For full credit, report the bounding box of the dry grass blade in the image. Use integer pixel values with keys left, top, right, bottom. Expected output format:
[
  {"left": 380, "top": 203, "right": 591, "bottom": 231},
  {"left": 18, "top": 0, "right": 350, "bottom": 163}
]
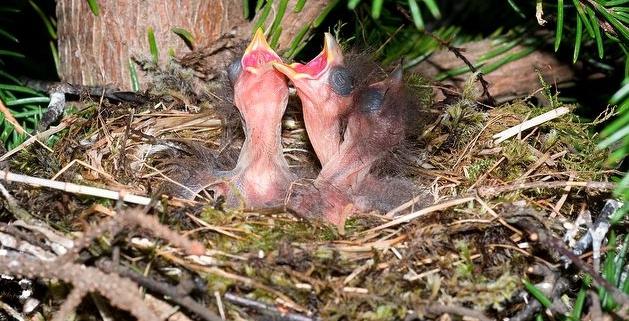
[
  {"left": 0, "top": 119, "right": 71, "bottom": 161},
  {"left": 0, "top": 98, "right": 26, "bottom": 135},
  {"left": 364, "top": 196, "right": 475, "bottom": 233},
  {"left": 0, "top": 169, "right": 152, "bottom": 205},
  {"left": 493, "top": 107, "right": 570, "bottom": 143}
]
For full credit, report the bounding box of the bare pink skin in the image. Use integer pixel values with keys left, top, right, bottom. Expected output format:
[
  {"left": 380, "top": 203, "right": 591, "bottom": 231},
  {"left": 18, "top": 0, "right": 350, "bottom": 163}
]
[
  {"left": 227, "top": 36, "right": 295, "bottom": 208},
  {"left": 291, "top": 70, "right": 352, "bottom": 165},
  {"left": 273, "top": 35, "right": 352, "bottom": 165},
  {"left": 301, "top": 71, "right": 407, "bottom": 224}
]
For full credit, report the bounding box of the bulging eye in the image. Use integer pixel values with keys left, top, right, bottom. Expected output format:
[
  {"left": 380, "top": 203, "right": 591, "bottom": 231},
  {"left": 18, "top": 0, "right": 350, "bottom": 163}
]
[
  {"left": 227, "top": 58, "right": 243, "bottom": 85},
  {"left": 358, "top": 89, "right": 384, "bottom": 113},
  {"left": 329, "top": 66, "right": 354, "bottom": 96}
]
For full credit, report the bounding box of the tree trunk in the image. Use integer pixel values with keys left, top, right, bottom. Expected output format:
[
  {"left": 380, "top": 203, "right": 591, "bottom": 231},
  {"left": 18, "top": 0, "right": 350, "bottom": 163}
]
[
  {"left": 56, "top": 0, "right": 249, "bottom": 90},
  {"left": 56, "top": 0, "right": 327, "bottom": 91},
  {"left": 412, "top": 40, "right": 575, "bottom": 102}
]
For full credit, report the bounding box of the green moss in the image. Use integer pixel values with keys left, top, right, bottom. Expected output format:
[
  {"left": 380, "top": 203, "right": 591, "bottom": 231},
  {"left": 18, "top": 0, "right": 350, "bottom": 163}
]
[
  {"left": 358, "top": 305, "right": 405, "bottom": 321},
  {"left": 466, "top": 158, "right": 495, "bottom": 182},
  {"left": 204, "top": 273, "right": 233, "bottom": 293},
  {"left": 502, "top": 140, "right": 535, "bottom": 166}
]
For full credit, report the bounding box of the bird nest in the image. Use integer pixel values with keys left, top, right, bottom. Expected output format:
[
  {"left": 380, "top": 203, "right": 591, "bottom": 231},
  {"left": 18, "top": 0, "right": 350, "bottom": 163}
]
[{"left": 0, "top": 59, "right": 623, "bottom": 321}]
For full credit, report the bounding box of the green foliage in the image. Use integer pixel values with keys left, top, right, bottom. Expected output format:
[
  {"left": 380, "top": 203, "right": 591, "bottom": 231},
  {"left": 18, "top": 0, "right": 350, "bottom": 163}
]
[
  {"left": 348, "top": 0, "right": 440, "bottom": 29},
  {"left": 0, "top": 1, "right": 55, "bottom": 149},
  {"left": 86, "top": 0, "right": 100, "bottom": 16},
  {"left": 523, "top": 279, "right": 553, "bottom": 309},
  {"left": 532, "top": 0, "right": 629, "bottom": 62},
  {"left": 599, "top": 76, "right": 629, "bottom": 222},
  {"left": 171, "top": 27, "right": 195, "bottom": 50},
  {"left": 147, "top": 27, "right": 159, "bottom": 64}
]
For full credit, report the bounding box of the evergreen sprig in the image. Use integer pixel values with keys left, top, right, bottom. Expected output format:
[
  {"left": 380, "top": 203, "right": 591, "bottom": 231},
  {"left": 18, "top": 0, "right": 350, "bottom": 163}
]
[{"left": 0, "top": 1, "right": 54, "bottom": 149}]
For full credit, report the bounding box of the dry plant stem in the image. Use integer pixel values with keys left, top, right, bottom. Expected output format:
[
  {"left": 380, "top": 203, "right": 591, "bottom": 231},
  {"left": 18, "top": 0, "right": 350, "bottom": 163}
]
[
  {"left": 423, "top": 33, "right": 496, "bottom": 106},
  {"left": 395, "top": 5, "right": 496, "bottom": 105},
  {"left": 365, "top": 197, "right": 476, "bottom": 233},
  {"left": 51, "top": 159, "right": 118, "bottom": 182},
  {"left": 551, "top": 174, "right": 574, "bottom": 218},
  {"left": 492, "top": 107, "right": 570, "bottom": 144},
  {"left": 224, "top": 292, "right": 317, "bottom": 321},
  {"left": 96, "top": 259, "right": 222, "bottom": 321},
  {"left": 468, "top": 156, "right": 505, "bottom": 190},
  {"left": 0, "top": 98, "right": 26, "bottom": 134},
  {"left": 121, "top": 209, "right": 205, "bottom": 255},
  {"left": 476, "top": 180, "right": 615, "bottom": 198},
  {"left": 425, "top": 303, "right": 494, "bottom": 321},
  {"left": 0, "top": 119, "right": 70, "bottom": 162},
  {"left": 0, "top": 169, "right": 153, "bottom": 206},
  {"left": 117, "top": 109, "right": 135, "bottom": 175},
  {"left": 60, "top": 208, "right": 204, "bottom": 264},
  {"left": 52, "top": 287, "right": 87, "bottom": 321},
  {"left": 0, "top": 182, "right": 33, "bottom": 221},
  {"left": 0, "top": 256, "right": 161, "bottom": 321},
  {"left": 160, "top": 252, "right": 307, "bottom": 314},
  {"left": 0, "top": 301, "right": 25, "bottom": 321},
  {"left": 542, "top": 232, "right": 629, "bottom": 318}
]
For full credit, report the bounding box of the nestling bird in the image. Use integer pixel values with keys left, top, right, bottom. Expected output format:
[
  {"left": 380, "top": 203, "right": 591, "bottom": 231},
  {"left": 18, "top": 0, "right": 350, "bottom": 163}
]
[
  {"left": 287, "top": 65, "right": 420, "bottom": 225},
  {"left": 272, "top": 34, "right": 355, "bottom": 165},
  {"left": 221, "top": 29, "right": 296, "bottom": 208},
  {"left": 158, "top": 29, "right": 295, "bottom": 209},
  {"left": 159, "top": 31, "right": 427, "bottom": 226}
]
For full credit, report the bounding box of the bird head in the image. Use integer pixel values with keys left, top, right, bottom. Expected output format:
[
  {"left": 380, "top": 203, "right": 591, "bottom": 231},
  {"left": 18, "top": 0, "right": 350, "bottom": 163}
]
[
  {"left": 346, "top": 65, "right": 407, "bottom": 146},
  {"left": 228, "top": 28, "right": 288, "bottom": 121},
  {"left": 271, "top": 33, "right": 354, "bottom": 113}
]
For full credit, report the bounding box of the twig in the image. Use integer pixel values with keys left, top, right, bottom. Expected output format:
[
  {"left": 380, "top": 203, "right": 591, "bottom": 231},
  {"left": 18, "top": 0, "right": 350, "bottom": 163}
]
[
  {"left": 364, "top": 196, "right": 475, "bottom": 233},
  {"left": 224, "top": 292, "right": 317, "bottom": 321},
  {"left": 0, "top": 182, "right": 33, "bottom": 222},
  {"left": 51, "top": 287, "right": 87, "bottom": 321},
  {"left": 118, "top": 109, "right": 135, "bottom": 175},
  {"left": 0, "top": 256, "right": 161, "bottom": 321},
  {"left": 492, "top": 107, "right": 570, "bottom": 144},
  {"left": 540, "top": 231, "right": 629, "bottom": 318},
  {"left": 0, "top": 119, "right": 71, "bottom": 162},
  {"left": 0, "top": 301, "right": 25, "bottom": 321},
  {"left": 425, "top": 303, "right": 494, "bottom": 321},
  {"left": 0, "top": 98, "right": 26, "bottom": 134},
  {"left": 468, "top": 157, "right": 505, "bottom": 190},
  {"left": 476, "top": 180, "right": 615, "bottom": 198},
  {"left": 96, "top": 259, "right": 222, "bottom": 321},
  {"left": 0, "top": 169, "right": 153, "bottom": 206},
  {"left": 51, "top": 159, "right": 118, "bottom": 182},
  {"left": 551, "top": 174, "right": 574, "bottom": 218},
  {"left": 394, "top": 6, "right": 496, "bottom": 105}
]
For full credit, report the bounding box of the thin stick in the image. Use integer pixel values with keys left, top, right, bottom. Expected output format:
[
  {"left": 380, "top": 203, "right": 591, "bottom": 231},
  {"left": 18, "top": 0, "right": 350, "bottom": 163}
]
[
  {"left": 468, "top": 157, "right": 505, "bottom": 190},
  {"left": 493, "top": 107, "right": 570, "bottom": 144},
  {"left": 550, "top": 174, "right": 574, "bottom": 218},
  {"left": 364, "top": 197, "right": 475, "bottom": 233},
  {"left": 0, "top": 119, "right": 69, "bottom": 161},
  {"left": 476, "top": 180, "right": 615, "bottom": 198},
  {"left": 0, "top": 98, "right": 26, "bottom": 134},
  {"left": 426, "top": 303, "right": 494, "bottom": 321},
  {"left": 0, "top": 169, "right": 152, "bottom": 205},
  {"left": 475, "top": 197, "right": 522, "bottom": 235},
  {"left": 51, "top": 159, "right": 117, "bottom": 182}
]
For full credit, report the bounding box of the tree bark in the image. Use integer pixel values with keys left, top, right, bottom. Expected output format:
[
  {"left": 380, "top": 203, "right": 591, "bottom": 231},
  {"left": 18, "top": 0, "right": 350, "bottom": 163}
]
[
  {"left": 57, "top": 0, "right": 248, "bottom": 90},
  {"left": 412, "top": 40, "right": 575, "bottom": 102},
  {"left": 56, "top": 0, "right": 327, "bottom": 91}
]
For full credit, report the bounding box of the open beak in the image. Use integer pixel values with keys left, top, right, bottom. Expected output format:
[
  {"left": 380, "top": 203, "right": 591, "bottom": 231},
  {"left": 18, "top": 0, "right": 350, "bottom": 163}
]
[
  {"left": 241, "top": 28, "right": 281, "bottom": 74},
  {"left": 272, "top": 32, "right": 343, "bottom": 80}
]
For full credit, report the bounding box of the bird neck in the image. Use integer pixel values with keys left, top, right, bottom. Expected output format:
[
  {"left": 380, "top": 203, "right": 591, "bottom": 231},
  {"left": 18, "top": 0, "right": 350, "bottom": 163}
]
[
  {"left": 300, "top": 99, "right": 343, "bottom": 165},
  {"left": 246, "top": 126, "right": 282, "bottom": 157}
]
